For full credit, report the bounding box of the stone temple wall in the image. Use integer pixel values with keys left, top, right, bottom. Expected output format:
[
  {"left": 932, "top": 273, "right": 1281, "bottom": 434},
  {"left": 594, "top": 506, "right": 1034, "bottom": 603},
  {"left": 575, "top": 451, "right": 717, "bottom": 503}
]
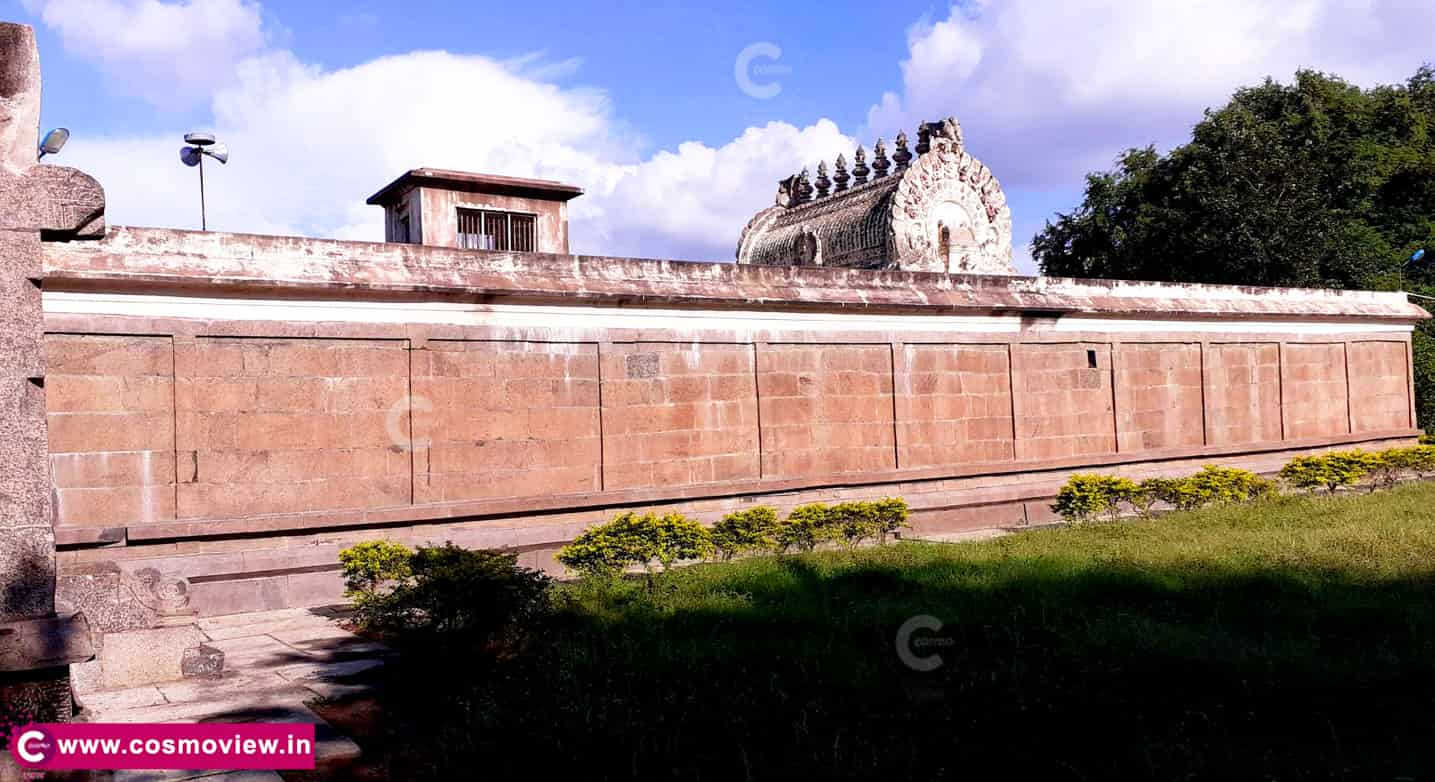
[{"left": 36, "top": 226, "right": 1428, "bottom": 617}]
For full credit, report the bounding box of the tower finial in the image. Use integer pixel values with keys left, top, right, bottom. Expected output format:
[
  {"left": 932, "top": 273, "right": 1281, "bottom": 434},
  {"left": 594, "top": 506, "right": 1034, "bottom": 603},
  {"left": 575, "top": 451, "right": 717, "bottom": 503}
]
[
  {"left": 915, "top": 123, "right": 932, "bottom": 156},
  {"left": 872, "top": 138, "right": 890, "bottom": 178},
  {"left": 893, "top": 131, "right": 912, "bottom": 171},
  {"left": 815, "top": 160, "right": 830, "bottom": 199},
  {"left": 852, "top": 145, "right": 869, "bottom": 186},
  {"left": 796, "top": 168, "right": 813, "bottom": 204},
  {"left": 833, "top": 153, "right": 850, "bottom": 193}
]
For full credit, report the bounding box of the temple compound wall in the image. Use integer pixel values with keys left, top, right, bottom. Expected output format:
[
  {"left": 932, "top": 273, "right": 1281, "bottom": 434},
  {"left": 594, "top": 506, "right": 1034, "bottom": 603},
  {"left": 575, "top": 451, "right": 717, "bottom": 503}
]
[{"left": 41, "top": 227, "right": 1428, "bottom": 617}]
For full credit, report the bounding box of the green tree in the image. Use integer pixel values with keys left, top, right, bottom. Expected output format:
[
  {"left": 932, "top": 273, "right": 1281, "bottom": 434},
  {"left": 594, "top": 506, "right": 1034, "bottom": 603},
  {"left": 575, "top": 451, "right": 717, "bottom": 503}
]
[{"left": 1033, "top": 68, "right": 1435, "bottom": 427}]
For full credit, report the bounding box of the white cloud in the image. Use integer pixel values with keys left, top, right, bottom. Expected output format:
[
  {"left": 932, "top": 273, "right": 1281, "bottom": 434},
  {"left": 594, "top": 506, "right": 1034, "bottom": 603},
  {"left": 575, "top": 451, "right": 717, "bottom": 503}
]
[
  {"left": 55, "top": 40, "right": 853, "bottom": 260},
  {"left": 867, "top": 0, "right": 1435, "bottom": 188},
  {"left": 23, "top": 0, "right": 267, "bottom": 106}
]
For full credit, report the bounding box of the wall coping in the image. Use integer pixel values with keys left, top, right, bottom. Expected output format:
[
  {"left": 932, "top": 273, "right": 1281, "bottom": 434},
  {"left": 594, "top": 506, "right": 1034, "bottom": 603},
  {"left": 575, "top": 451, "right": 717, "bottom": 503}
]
[{"left": 42, "top": 226, "right": 1431, "bottom": 323}]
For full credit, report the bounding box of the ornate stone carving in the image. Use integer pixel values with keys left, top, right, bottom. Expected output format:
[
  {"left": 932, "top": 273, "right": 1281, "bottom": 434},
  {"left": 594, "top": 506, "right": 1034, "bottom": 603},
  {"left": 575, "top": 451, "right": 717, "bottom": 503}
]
[
  {"left": 890, "top": 123, "right": 1013, "bottom": 274},
  {"left": 775, "top": 174, "right": 802, "bottom": 208},
  {"left": 736, "top": 116, "right": 1014, "bottom": 274}
]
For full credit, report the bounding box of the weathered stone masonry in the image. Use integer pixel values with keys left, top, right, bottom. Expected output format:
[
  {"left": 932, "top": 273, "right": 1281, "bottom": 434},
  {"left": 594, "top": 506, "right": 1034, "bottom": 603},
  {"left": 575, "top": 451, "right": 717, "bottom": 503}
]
[
  {"left": 39, "top": 226, "right": 1428, "bottom": 618},
  {"left": 0, "top": 21, "right": 95, "bottom": 730}
]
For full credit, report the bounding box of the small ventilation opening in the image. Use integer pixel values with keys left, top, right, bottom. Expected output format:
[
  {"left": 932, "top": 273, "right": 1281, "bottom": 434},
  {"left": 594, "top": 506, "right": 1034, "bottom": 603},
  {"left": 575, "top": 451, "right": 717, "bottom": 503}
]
[{"left": 1087, "top": 349, "right": 1098, "bottom": 369}]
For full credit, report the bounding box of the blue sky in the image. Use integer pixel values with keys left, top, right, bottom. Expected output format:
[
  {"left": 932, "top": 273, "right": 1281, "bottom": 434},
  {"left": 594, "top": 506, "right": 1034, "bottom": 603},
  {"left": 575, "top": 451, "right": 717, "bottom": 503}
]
[{"left": 10, "top": 0, "right": 1434, "bottom": 273}]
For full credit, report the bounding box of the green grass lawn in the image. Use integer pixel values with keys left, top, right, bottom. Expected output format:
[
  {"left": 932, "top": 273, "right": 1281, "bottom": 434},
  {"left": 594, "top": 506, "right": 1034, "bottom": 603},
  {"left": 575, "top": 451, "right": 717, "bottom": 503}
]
[{"left": 380, "top": 482, "right": 1435, "bottom": 780}]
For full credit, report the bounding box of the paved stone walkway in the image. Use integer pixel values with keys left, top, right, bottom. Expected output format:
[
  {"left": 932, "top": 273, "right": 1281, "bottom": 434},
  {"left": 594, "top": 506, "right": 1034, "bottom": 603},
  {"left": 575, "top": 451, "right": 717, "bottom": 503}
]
[{"left": 78, "top": 606, "right": 389, "bottom": 782}]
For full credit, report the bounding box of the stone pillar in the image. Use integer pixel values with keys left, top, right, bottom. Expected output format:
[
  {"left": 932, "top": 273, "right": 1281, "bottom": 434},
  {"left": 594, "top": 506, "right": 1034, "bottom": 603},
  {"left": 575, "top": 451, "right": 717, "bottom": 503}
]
[{"left": 0, "top": 21, "right": 99, "bottom": 748}]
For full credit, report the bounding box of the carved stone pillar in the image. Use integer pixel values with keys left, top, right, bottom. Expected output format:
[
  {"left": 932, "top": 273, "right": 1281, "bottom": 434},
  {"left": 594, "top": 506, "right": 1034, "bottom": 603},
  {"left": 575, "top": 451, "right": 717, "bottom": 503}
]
[{"left": 0, "top": 21, "right": 99, "bottom": 742}]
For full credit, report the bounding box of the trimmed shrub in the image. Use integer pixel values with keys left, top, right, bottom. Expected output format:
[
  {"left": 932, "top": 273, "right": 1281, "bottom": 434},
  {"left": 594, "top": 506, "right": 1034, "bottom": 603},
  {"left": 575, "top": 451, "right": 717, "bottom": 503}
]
[
  {"left": 828, "top": 502, "right": 876, "bottom": 549},
  {"left": 1408, "top": 445, "right": 1435, "bottom": 476},
  {"left": 1137, "top": 477, "right": 1200, "bottom": 513},
  {"left": 339, "top": 540, "right": 413, "bottom": 630},
  {"left": 1419, "top": 434, "right": 1435, "bottom": 446},
  {"left": 391, "top": 544, "right": 551, "bottom": 646},
  {"left": 556, "top": 512, "right": 650, "bottom": 581},
  {"left": 870, "top": 497, "right": 911, "bottom": 544},
  {"left": 711, "top": 506, "right": 780, "bottom": 561},
  {"left": 1183, "top": 465, "right": 1275, "bottom": 505},
  {"left": 648, "top": 512, "right": 716, "bottom": 574},
  {"left": 776, "top": 503, "right": 837, "bottom": 552},
  {"left": 556, "top": 511, "right": 714, "bottom": 590},
  {"left": 1052, "top": 474, "right": 1140, "bottom": 523},
  {"left": 338, "top": 541, "right": 550, "bottom": 650},
  {"left": 1375, "top": 445, "right": 1435, "bottom": 481},
  {"left": 1280, "top": 451, "right": 1374, "bottom": 494}
]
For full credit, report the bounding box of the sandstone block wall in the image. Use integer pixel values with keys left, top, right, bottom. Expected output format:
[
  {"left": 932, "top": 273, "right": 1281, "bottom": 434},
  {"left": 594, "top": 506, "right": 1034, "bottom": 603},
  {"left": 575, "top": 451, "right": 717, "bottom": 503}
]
[
  {"left": 40, "top": 329, "right": 1420, "bottom": 530},
  {"left": 35, "top": 226, "right": 1429, "bottom": 616}
]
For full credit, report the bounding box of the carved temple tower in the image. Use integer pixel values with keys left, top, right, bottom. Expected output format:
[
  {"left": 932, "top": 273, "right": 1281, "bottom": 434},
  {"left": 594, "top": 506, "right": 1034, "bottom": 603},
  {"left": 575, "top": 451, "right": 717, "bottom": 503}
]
[{"left": 736, "top": 117, "right": 1015, "bottom": 275}]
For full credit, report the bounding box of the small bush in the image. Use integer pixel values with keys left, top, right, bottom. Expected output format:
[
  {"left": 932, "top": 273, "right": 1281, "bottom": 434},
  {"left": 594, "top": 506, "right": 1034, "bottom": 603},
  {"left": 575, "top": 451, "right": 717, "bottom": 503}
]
[
  {"left": 556, "top": 512, "right": 648, "bottom": 581},
  {"left": 828, "top": 502, "right": 883, "bottom": 549},
  {"left": 392, "top": 544, "right": 551, "bottom": 647},
  {"left": 338, "top": 540, "right": 413, "bottom": 630},
  {"left": 1420, "top": 433, "right": 1434, "bottom": 446},
  {"left": 711, "top": 506, "right": 780, "bottom": 561},
  {"left": 1407, "top": 445, "right": 1435, "bottom": 476},
  {"left": 1183, "top": 465, "right": 1275, "bottom": 505},
  {"left": 1280, "top": 451, "right": 1375, "bottom": 494},
  {"left": 648, "top": 512, "right": 716, "bottom": 574},
  {"left": 338, "top": 541, "right": 549, "bottom": 650},
  {"left": 870, "top": 497, "right": 911, "bottom": 544},
  {"left": 1366, "top": 450, "right": 1409, "bottom": 489},
  {"left": 1136, "top": 477, "right": 1199, "bottom": 513},
  {"left": 556, "top": 511, "right": 713, "bottom": 591},
  {"left": 777, "top": 503, "right": 837, "bottom": 552},
  {"left": 1371, "top": 445, "right": 1435, "bottom": 484},
  {"left": 1052, "top": 474, "right": 1140, "bottom": 523}
]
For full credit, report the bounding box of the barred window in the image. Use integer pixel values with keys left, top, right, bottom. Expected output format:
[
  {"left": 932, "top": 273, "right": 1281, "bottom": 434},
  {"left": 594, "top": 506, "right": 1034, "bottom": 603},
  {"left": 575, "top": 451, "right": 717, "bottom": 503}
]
[{"left": 457, "top": 208, "right": 537, "bottom": 252}]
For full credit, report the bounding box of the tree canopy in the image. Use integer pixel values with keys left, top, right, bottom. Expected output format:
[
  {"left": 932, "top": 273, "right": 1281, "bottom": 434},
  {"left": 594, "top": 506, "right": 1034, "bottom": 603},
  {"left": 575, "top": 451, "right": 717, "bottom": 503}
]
[
  {"left": 1033, "top": 67, "right": 1435, "bottom": 427},
  {"left": 1034, "top": 67, "right": 1435, "bottom": 290}
]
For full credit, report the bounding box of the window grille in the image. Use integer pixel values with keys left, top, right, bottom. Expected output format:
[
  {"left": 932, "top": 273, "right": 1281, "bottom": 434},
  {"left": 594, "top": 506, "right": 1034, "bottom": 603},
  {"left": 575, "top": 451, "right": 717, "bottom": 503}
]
[{"left": 457, "top": 208, "right": 537, "bottom": 252}]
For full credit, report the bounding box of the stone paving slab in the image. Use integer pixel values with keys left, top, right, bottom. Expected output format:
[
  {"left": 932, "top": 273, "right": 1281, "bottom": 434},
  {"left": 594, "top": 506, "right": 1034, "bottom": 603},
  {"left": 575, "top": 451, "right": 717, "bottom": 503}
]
[
  {"left": 83, "top": 607, "right": 380, "bottom": 775},
  {"left": 79, "top": 685, "right": 167, "bottom": 713},
  {"left": 199, "top": 616, "right": 343, "bottom": 642},
  {"left": 273, "top": 658, "right": 383, "bottom": 683},
  {"left": 156, "top": 673, "right": 299, "bottom": 705},
  {"left": 267, "top": 625, "right": 356, "bottom": 646}
]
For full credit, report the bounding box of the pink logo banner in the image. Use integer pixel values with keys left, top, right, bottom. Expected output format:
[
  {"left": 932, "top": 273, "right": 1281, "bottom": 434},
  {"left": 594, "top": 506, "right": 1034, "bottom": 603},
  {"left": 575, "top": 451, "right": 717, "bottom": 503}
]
[{"left": 8, "top": 723, "right": 316, "bottom": 771}]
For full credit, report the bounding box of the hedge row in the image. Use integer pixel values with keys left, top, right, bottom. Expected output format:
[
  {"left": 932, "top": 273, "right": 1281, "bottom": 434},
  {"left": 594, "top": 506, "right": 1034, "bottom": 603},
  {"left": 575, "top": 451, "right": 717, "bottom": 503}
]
[
  {"left": 1054, "top": 444, "right": 1435, "bottom": 523},
  {"left": 1052, "top": 466, "right": 1275, "bottom": 523},
  {"left": 1279, "top": 445, "right": 1435, "bottom": 493},
  {"left": 556, "top": 499, "right": 910, "bottom": 586}
]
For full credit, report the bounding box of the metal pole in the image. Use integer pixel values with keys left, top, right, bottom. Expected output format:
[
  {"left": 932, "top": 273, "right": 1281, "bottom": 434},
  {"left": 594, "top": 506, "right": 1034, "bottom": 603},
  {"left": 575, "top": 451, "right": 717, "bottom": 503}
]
[{"left": 198, "top": 153, "right": 207, "bottom": 231}]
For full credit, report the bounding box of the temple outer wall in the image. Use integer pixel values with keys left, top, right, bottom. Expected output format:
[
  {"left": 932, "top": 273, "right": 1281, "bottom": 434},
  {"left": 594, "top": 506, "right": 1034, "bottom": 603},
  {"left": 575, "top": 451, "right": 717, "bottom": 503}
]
[{"left": 41, "top": 226, "right": 1429, "bottom": 617}]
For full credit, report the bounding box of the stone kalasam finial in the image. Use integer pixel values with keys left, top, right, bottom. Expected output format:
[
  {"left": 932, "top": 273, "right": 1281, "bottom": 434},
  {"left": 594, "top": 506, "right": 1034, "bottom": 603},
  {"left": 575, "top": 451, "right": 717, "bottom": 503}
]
[
  {"left": 852, "top": 146, "right": 869, "bottom": 186},
  {"left": 796, "top": 168, "right": 813, "bottom": 204},
  {"left": 893, "top": 131, "right": 912, "bottom": 170},
  {"left": 833, "top": 154, "right": 850, "bottom": 193},
  {"left": 814, "top": 160, "right": 831, "bottom": 198},
  {"left": 872, "top": 138, "right": 890, "bottom": 178},
  {"left": 915, "top": 124, "right": 931, "bottom": 156}
]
